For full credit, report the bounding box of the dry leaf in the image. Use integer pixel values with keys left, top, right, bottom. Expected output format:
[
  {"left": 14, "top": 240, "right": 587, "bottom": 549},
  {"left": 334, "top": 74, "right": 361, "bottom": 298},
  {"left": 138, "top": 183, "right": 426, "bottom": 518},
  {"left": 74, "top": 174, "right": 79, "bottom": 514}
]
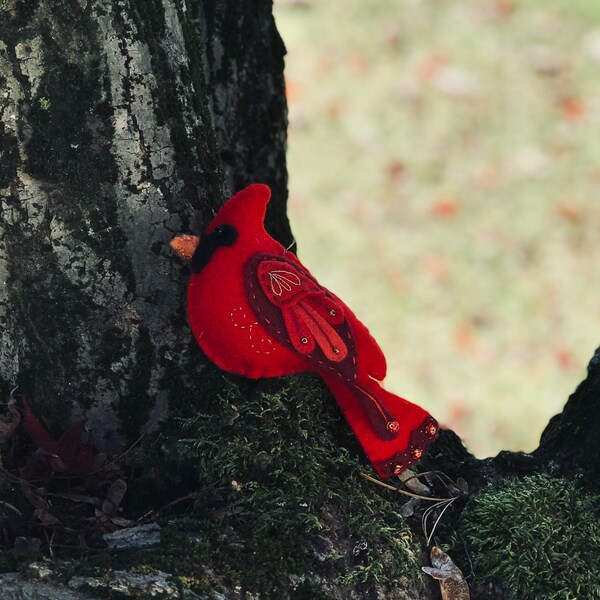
[
  {"left": 453, "top": 323, "right": 477, "bottom": 354},
  {"left": 398, "top": 468, "right": 431, "bottom": 496},
  {"left": 480, "top": 0, "right": 515, "bottom": 19},
  {"left": 20, "top": 482, "right": 62, "bottom": 526},
  {"left": 55, "top": 492, "right": 101, "bottom": 506},
  {"left": 422, "top": 546, "right": 470, "bottom": 600},
  {"left": 13, "top": 536, "right": 42, "bottom": 554},
  {"left": 399, "top": 497, "right": 419, "bottom": 518},
  {"left": 417, "top": 52, "right": 448, "bottom": 82},
  {"left": 449, "top": 399, "right": 470, "bottom": 424},
  {"left": 110, "top": 515, "right": 135, "bottom": 528},
  {"left": 102, "top": 479, "right": 127, "bottom": 516},
  {"left": 422, "top": 254, "right": 450, "bottom": 282},
  {"left": 558, "top": 203, "right": 582, "bottom": 223},
  {"left": 20, "top": 481, "right": 47, "bottom": 510},
  {"left": 553, "top": 346, "right": 574, "bottom": 371},
  {"left": 386, "top": 160, "right": 406, "bottom": 184},
  {"left": 430, "top": 197, "right": 458, "bottom": 218},
  {"left": 23, "top": 398, "right": 97, "bottom": 476},
  {"left": 559, "top": 97, "right": 585, "bottom": 123},
  {"left": 33, "top": 507, "right": 61, "bottom": 527}
]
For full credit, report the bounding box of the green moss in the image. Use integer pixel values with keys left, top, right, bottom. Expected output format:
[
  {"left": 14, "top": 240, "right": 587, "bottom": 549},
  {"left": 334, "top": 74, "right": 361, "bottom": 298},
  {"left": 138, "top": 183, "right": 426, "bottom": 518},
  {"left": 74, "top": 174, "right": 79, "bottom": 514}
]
[
  {"left": 26, "top": 51, "right": 117, "bottom": 191},
  {"left": 458, "top": 473, "right": 600, "bottom": 599},
  {"left": 0, "top": 549, "right": 33, "bottom": 573},
  {"left": 174, "top": 373, "right": 423, "bottom": 597},
  {"left": 0, "top": 374, "right": 423, "bottom": 597}
]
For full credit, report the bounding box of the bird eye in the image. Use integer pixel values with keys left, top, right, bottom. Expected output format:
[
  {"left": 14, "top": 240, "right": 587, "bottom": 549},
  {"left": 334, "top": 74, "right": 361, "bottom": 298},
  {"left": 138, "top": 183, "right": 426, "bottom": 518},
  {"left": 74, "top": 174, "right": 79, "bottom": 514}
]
[{"left": 210, "top": 223, "right": 238, "bottom": 246}]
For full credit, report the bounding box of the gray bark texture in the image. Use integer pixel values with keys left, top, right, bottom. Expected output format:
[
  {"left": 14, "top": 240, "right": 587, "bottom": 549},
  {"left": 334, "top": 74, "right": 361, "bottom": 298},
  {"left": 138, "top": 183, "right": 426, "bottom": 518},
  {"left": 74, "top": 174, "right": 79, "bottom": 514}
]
[{"left": 0, "top": 0, "right": 290, "bottom": 450}]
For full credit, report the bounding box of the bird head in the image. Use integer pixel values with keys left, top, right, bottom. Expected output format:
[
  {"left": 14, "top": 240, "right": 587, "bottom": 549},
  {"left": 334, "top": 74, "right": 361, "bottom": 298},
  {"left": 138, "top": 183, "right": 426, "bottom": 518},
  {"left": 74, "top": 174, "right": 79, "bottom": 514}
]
[{"left": 170, "top": 183, "right": 273, "bottom": 272}]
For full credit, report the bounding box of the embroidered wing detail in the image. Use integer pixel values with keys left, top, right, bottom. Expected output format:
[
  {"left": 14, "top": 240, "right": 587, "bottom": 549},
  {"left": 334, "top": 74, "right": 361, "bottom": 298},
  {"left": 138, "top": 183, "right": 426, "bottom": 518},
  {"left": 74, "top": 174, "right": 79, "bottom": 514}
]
[
  {"left": 266, "top": 270, "right": 302, "bottom": 297},
  {"left": 246, "top": 254, "right": 356, "bottom": 380},
  {"left": 254, "top": 258, "right": 350, "bottom": 364}
]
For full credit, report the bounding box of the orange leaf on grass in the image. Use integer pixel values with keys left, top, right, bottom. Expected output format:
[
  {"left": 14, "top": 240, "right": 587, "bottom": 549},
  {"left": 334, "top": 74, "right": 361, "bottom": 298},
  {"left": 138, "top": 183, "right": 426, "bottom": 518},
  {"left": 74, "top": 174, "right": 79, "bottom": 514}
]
[
  {"left": 417, "top": 52, "right": 448, "bottom": 82},
  {"left": 489, "top": 0, "right": 516, "bottom": 17},
  {"left": 553, "top": 346, "right": 574, "bottom": 371},
  {"left": 557, "top": 203, "right": 582, "bottom": 223},
  {"left": 285, "top": 79, "right": 303, "bottom": 102},
  {"left": 431, "top": 197, "right": 458, "bottom": 218},
  {"left": 559, "top": 97, "right": 585, "bottom": 122},
  {"left": 453, "top": 323, "right": 477, "bottom": 354},
  {"left": 472, "top": 166, "right": 501, "bottom": 191},
  {"left": 326, "top": 101, "right": 344, "bottom": 120},
  {"left": 346, "top": 52, "right": 370, "bottom": 75},
  {"left": 422, "top": 254, "right": 449, "bottom": 281},
  {"left": 449, "top": 400, "right": 470, "bottom": 423},
  {"left": 386, "top": 160, "right": 406, "bottom": 184},
  {"left": 388, "top": 270, "right": 407, "bottom": 293}
]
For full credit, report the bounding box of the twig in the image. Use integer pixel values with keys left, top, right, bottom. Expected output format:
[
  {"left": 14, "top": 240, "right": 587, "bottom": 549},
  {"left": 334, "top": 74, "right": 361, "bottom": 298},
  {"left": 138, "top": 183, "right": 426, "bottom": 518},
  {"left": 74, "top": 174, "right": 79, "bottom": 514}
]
[
  {"left": 137, "top": 492, "right": 195, "bottom": 524},
  {"left": 81, "top": 433, "right": 147, "bottom": 478},
  {"left": 0, "top": 500, "right": 22, "bottom": 516},
  {"left": 423, "top": 497, "right": 457, "bottom": 546},
  {"left": 360, "top": 472, "right": 448, "bottom": 502},
  {"left": 361, "top": 470, "right": 467, "bottom": 545}
]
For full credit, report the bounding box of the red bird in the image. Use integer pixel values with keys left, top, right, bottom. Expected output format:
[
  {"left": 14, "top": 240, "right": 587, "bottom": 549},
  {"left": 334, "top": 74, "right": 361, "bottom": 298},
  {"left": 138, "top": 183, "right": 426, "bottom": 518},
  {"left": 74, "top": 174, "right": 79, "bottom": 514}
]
[{"left": 170, "top": 184, "right": 438, "bottom": 478}]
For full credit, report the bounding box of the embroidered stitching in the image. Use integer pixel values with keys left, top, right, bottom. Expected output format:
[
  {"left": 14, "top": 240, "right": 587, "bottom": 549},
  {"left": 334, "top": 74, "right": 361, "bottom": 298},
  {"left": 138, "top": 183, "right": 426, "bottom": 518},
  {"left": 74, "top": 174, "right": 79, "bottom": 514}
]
[
  {"left": 230, "top": 306, "right": 276, "bottom": 355},
  {"left": 268, "top": 270, "right": 302, "bottom": 296}
]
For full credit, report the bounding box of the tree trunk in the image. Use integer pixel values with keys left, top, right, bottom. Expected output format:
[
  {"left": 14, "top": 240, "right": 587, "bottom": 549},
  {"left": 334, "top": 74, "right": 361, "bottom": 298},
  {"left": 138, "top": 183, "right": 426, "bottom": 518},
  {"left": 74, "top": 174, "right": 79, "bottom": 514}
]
[{"left": 0, "top": 0, "right": 290, "bottom": 451}]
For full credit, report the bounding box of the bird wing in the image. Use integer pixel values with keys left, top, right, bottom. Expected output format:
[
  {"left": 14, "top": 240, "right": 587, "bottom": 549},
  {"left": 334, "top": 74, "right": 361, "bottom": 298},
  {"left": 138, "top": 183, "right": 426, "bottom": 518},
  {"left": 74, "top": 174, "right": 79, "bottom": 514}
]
[{"left": 245, "top": 252, "right": 386, "bottom": 382}]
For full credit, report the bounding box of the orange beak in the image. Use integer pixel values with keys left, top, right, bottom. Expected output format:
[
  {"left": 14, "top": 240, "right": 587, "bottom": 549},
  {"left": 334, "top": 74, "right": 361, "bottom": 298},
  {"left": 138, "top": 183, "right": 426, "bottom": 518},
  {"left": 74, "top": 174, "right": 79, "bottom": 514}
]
[{"left": 170, "top": 234, "right": 200, "bottom": 261}]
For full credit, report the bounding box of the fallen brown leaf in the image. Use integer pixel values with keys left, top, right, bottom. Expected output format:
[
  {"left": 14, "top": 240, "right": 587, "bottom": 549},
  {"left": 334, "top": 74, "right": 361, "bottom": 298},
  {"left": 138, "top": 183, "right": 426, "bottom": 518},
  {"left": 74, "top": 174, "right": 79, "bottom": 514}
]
[
  {"left": 431, "top": 197, "right": 458, "bottom": 218},
  {"left": 422, "top": 546, "right": 470, "bottom": 600},
  {"left": 559, "top": 97, "right": 585, "bottom": 123},
  {"left": 101, "top": 478, "right": 127, "bottom": 516}
]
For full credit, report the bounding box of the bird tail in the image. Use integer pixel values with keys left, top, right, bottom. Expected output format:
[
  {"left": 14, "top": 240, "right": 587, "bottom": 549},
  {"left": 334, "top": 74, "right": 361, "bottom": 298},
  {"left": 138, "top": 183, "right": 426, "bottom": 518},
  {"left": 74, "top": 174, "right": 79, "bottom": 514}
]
[{"left": 321, "top": 374, "right": 438, "bottom": 478}]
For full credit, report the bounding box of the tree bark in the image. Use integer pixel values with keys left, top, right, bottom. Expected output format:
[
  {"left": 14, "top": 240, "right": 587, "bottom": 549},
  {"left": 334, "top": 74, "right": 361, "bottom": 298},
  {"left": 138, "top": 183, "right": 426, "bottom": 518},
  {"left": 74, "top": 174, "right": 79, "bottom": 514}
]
[{"left": 0, "top": 0, "right": 290, "bottom": 451}]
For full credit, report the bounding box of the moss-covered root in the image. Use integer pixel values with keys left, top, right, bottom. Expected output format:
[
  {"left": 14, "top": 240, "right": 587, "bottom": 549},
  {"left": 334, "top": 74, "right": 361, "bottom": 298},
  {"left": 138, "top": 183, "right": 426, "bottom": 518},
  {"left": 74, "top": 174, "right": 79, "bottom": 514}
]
[
  {"left": 176, "top": 373, "right": 427, "bottom": 598},
  {"left": 458, "top": 473, "right": 600, "bottom": 600}
]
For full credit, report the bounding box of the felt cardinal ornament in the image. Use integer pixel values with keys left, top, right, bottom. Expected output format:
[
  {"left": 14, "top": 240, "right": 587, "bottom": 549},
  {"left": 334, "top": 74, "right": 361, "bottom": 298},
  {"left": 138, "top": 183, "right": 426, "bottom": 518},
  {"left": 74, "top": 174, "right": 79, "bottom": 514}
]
[{"left": 171, "top": 184, "right": 438, "bottom": 478}]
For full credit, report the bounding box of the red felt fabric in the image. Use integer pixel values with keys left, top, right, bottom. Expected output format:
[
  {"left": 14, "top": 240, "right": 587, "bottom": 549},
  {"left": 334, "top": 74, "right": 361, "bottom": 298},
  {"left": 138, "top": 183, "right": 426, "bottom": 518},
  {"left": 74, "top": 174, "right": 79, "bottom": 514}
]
[{"left": 183, "top": 184, "right": 438, "bottom": 478}]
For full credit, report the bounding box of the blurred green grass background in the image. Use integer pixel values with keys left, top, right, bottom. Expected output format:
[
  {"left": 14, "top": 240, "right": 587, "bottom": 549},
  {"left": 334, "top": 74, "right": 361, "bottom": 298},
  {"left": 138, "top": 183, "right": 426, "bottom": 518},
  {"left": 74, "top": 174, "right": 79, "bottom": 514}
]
[{"left": 274, "top": 0, "right": 600, "bottom": 457}]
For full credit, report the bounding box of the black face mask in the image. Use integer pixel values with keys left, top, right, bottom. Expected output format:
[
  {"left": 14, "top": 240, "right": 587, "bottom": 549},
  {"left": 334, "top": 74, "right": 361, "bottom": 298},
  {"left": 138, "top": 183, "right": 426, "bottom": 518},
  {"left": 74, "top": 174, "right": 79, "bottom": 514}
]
[{"left": 190, "top": 224, "right": 238, "bottom": 273}]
